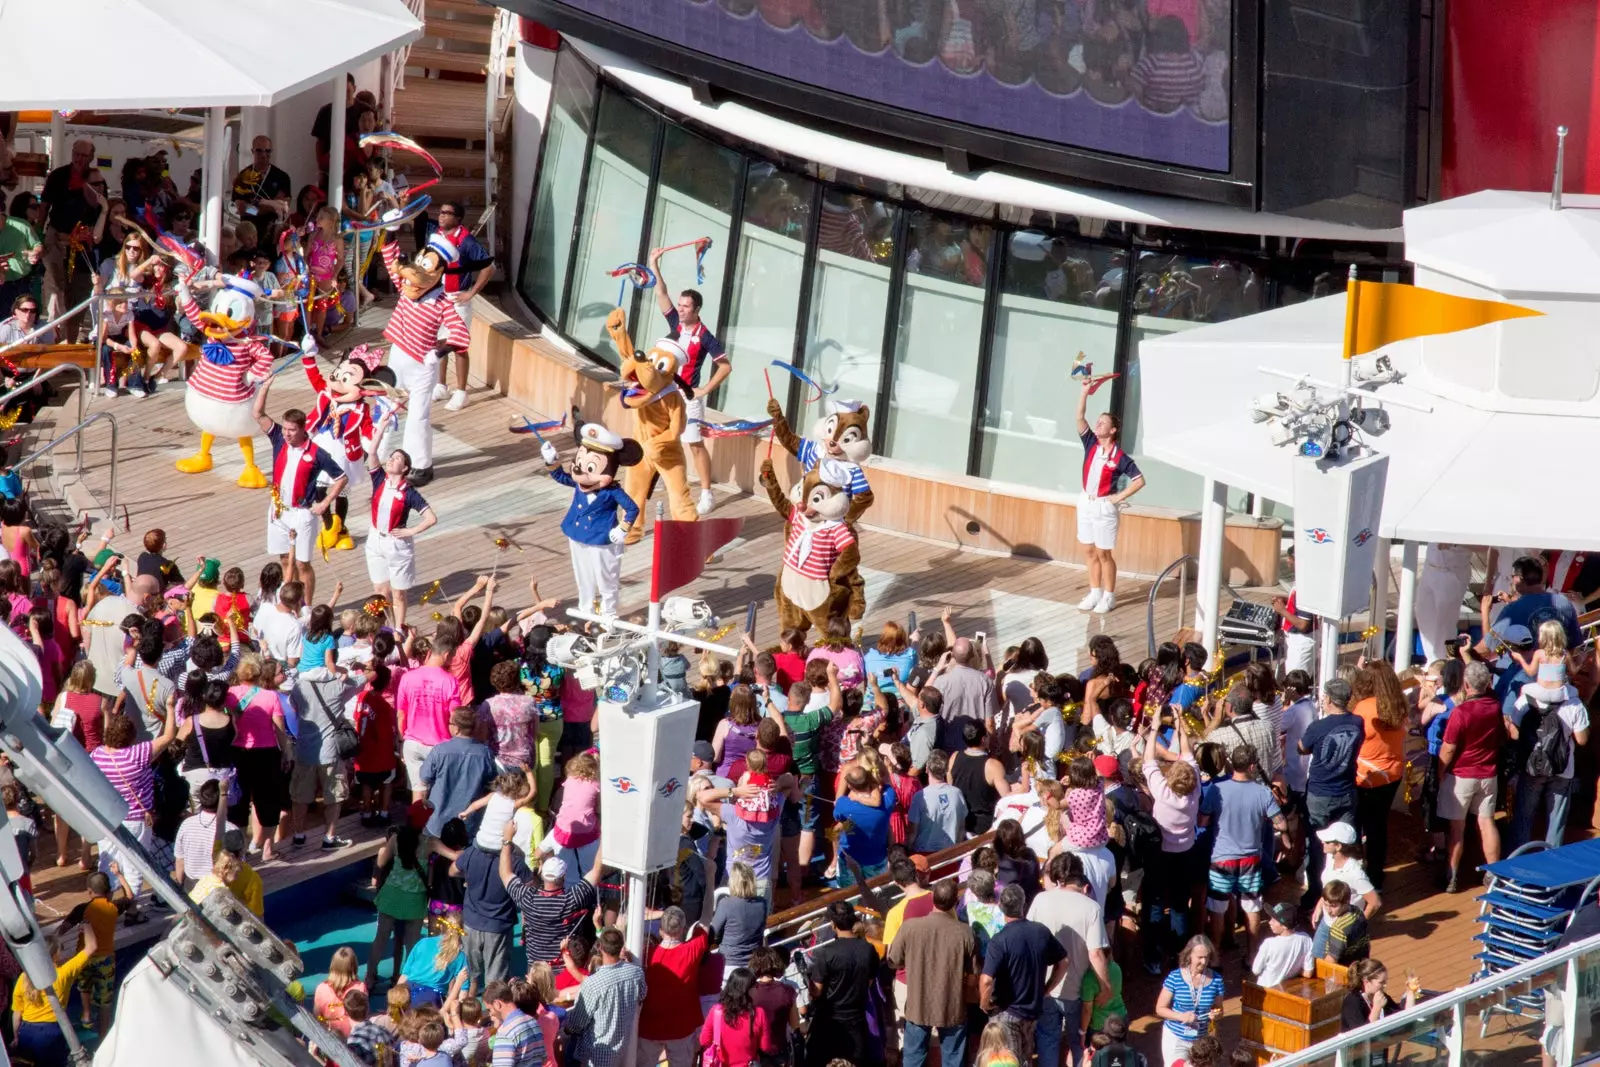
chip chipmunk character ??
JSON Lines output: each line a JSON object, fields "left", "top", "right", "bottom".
{"left": 766, "top": 396, "right": 874, "bottom": 525}
{"left": 173, "top": 274, "right": 275, "bottom": 488}
{"left": 541, "top": 423, "right": 643, "bottom": 616}
{"left": 759, "top": 456, "right": 866, "bottom": 638}
{"left": 605, "top": 306, "right": 699, "bottom": 544}
{"left": 377, "top": 217, "right": 471, "bottom": 487}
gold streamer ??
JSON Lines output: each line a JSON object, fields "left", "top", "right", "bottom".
{"left": 417, "top": 579, "right": 443, "bottom": 605}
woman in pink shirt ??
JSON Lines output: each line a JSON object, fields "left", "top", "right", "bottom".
{"left": 1141, "top": 711, "right": 1201, "bottom": 970}
{"left": 396, "top": 636, "right": 459, "bottom": 799}
{"left": 443, "top": 577, "right": 496, "bottom": 705}
{"left": 698, "top": 970, "right": 775, "bottom": 1065}
{"left": 230, "top": 656, "right": 291, "bottom": 861}
{"left": 805, "top": 617, "right": 866, "bottom": 690}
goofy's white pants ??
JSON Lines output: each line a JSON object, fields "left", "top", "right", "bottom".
{"left": 387, "top": 345, "right": 437, "bottom": 470}
{"left": 570, "top": 539, "right": 623, "bottom": 616}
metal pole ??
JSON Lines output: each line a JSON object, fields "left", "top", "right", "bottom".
{"left": 48, "top": 112, "right": 66, "bottom": 168}
{"left": 622, "top": 870, "right": 646, "bottom": 1067}
{"left": 1394, "top": 541, "right": 1419, "bottom": 671}
{"left": 563, "top": 609, "right": 739, "bottom": 658}
{"left": 329, "top": 73, "right": 347, "bottom": 227}
{"left": 1319, "top": 616, "right": 1340, "bottom": 685}
{"left": 646, "top": 501, "right": 665, "bottom": 684}
{"left": 1370, "top": 536, "right": 1392, "bottom": 661}
{"left": 200, "top": 106, "right": 227, "bottom": 262}
{"left": 1196, "top": 478, "right": 1227, "bottom": 655}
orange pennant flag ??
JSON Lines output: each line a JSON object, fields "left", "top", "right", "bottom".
{"left": 1342, "top": 279, "right": 1542, "bottom": 360}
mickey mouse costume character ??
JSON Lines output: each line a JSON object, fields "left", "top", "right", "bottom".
{"left": 542, "top": 423, "right": 643, "bottom": 616}
{"left": 1075, "top": 376, "right": 1144, "bottom": 615}
{"left": 759, "top": 456, "right": 865, "bottom": 638}
{"left": 173, "top": 274, "right": 275, "bottom": 488}
{"left": 301, "top": 340, "right": 390, "bottom": 552}
{"left": 766, "top": 396, "right": 874, "bottom": 525}
{"left": 378, "top": 222, "right": 471, "bottom": 487}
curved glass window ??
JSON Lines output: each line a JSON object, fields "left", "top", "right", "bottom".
{"left": 519, "top": 48, "right": 595, "bottom": 319}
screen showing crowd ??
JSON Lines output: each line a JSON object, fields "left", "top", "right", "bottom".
{"left": 548, "top": 0, "right": 1233, "bottom": 172}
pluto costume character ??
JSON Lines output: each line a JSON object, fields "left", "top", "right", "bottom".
{"left": 760, "top": 457, "right": 866, "bottom": 637}
{"left": 303, "top": 342, "right": 392, "bottom": 551}
{"left": 766, "top": 397, "right": 874, "bottom": 525}
{"left": 379, "top": 229, "right": 471, "bottom": 487}
{"left": 174, "top": 276, "right": 275, "bottom": 488}
{"left": 541, "top": 423, "right": 643, "bottom": 616}
{"left": 606, "top": 307, "right": 698, "bottom": 544}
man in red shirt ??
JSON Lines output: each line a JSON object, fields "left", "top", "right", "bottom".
{"left": 636, "top": 907, "right": 711, "bottom": 1067}
{"left": 1437, "top": 660, "right": 1507, "bottom": 893}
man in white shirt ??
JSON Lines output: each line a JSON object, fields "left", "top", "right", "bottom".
{"left": 172, "top": 779, "right": 240, "bottom": 887}
{"left": 254, "top": 579, "right": 306, "bottom": 680}
{"left": 1028, "top": 853, "right": 1113, "bottom": 1067}
{"left": 1251, "top": 903, "right": 1314, "bottom": 988}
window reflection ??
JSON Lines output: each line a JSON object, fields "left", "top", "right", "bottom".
{"left": 882, "top": 212, "right": 990, "bottom": 475}
{"left": 978, "top": 232, "right": 1122, "bottom": 492}
{"left": 562, "top": 88, "right": 660, "bottom": 367}
{"left": 1123, "top": 250, "right": 1266, "bottom": 508}
{"left": 719, "top": 165, "right": 815, "bottom": 420}
{"left": 803, "top": 190, "right": 897, "bottom": 407}
{"left": 520, "top": 49, "right": 595, "bottom": 322}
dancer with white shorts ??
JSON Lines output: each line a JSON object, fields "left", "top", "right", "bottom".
{"left": 252, "top": 378, "right": 348, "bottom": 606}
{"left": 1075, "top": 376, "right": 1144, "bottom": 614}
{"left": 363, "top": 409, "right": 437, "bottom": 631}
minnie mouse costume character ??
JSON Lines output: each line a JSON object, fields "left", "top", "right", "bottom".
{"left": 540, "top": 423, "right": 642, "bottom": 616}
{"left": 378, "top": 224, "right": 471, "bottom": 487}
{"left": 302, "top": 340, "right": 394, "bottom": 551}
{"left": 173, "top": 275, "right": 275, "bottom": 488}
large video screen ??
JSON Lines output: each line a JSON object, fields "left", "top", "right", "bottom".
{"left": 546, "top": 0, "right": 1231, "bottom": 172}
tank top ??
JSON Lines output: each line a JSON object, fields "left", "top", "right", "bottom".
{"left": 950, "top": 749, "right": 997, "bottom": 833}
{"left": 718, "top": 722, "right": 759, "bottom": 779}
{"left": 183, "top": 716, "right": 237, "bottom": 772}
{"left": 66, "top": 691, "right": 106, "bottom": 751}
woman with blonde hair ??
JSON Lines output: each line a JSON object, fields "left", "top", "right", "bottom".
{"left": 51, "top": 660, "right": 108, "bottom": 869}
{"left": 1351, "top": 661, "right": 1408, "bottom": 892}
{"left": 313, "top": 946, "right": 367, "bottom": 1037}
{"left": 711, "top": 862, "right": 768, "bottom": 970}
{"left": 1141, "top": 709, "right": 1201, "bottom": 973}
{"left": 525, "top": 960, "right": 562, "bottom": 1065}
{"left": 397, "top": 918, "right": 469, "bottom": 1007}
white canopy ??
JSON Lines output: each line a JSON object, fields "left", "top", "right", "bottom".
{"left": 0, "top": 0, "right": 422, "bottom": 109}
{"left": 1137, "top": 292, "right": 1600, "bottom": 550}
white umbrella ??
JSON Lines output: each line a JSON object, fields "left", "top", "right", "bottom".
{"left": 0, "top": 0, "right": 423, "bottom": 109}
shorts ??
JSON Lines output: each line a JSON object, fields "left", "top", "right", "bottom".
{"left": 366, "top": 531, "right": 416, "bottom": 590}
{"left": 1207, "top": 856, "right": 1264, "bottom": 911}
{"left": 779, "top": 794, "right": 802, "bottom": 838}
{"left": 1438, "top": 773, "right": 1497, "bottom": 821}
{"left": 1076, "top": 496, "right": 1119, "bottom": 551}
{"left": 356, "top": 769, "right": 394, "bottom": 790}
{"left": 266, "top": 503, "right": 318, "bottom": 563}
{"left": 402, "top": 738, "right": 435, "bottom": 787}
{"left": 680, "top": 396, "right": 706, "bottom": 444}
{"left": 134, "top": 308, "right": 173, "bottom": 334}
{"left": 79, "top": 954, "right": 116, "bottom": 1007}
{"left": 289, "top": 761, "right": 350, "bottom": 806}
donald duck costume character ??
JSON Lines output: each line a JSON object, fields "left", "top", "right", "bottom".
{"left": 173, "top": 275, "right": 275, "bottom": 488}
{"left": 379, "top": 222, "right": 471, "bottom": 487}
{"left": 541, "top": 423, "right": 642, "bottom": 616}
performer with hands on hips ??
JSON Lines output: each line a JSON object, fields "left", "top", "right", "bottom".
{"left": 649, "top": 244, "right": 731, "bottom": 517}
{"left": 364, "top": 407, "right": 437, "bottom": 631}
{"left": 252, "top": 376, "right": 349, "bottom": 606}
{"left": 541, "top": 423, "right": 642, "bottom": 616}
{"left": 1075, "top": 375, "right": 1144, "bottom": 615}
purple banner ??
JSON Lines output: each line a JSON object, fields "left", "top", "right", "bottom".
{"left": 554, "top": 0, "right": 1230, "bottom": 171}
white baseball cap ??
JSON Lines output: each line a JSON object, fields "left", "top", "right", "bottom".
{"left": 1316, "top": 822, "right": 1358, "bottom": 846}
{"left": 540, "top": 856, "right": 568, "bottom": 882}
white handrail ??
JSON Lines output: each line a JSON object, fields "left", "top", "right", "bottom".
{"left": 18, "top": 411, "right": 119, "bottom": 525}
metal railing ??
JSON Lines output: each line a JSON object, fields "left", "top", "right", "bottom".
{"left": 0, "top": 295, "right": 94, "bottom": 356}
{"left": 1146, "top": 553, "right": 1195, "bottom": 658}
{"left": 0, "top": 364, "right": 89, "bottom": 472}
{"left": 18, "top": 411, "right": 118, "bottom": 524}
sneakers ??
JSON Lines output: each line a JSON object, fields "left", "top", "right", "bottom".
{"left": 1077, "top": 588, "right": 1103, "bottom": 610}
{"left": 696, "top": 490, "right": 716, "bottom": 516}
{"left": 101, "top": 386, "right": 118, "bottom": 399}
{"left": 1094, "top": 591, "right": 1117, "bottom": 614}
{"left": 432, "top": 382, "right": 448, "bottom": 402}
{"left": 322, "top": 835, "right": 354, "bottom": 851}
{"left": 291, "top": 833, "right": 307, "bottom": 848}
{"left": 444, "top": 389, "right": 467, "bottom": 411}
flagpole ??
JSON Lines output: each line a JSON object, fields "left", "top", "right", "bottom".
{"left": 646, "top": 500, "right": 664, "bottom": 686}
{"left": 1341, "top": 263, "right": 1359, "bottom": 388}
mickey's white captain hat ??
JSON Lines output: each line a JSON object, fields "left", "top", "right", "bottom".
{"left": 578, "top": 423, "right": 624, "bottom": 453}
{"left": 425, "top": 231, "right": 461, "bottom": 265}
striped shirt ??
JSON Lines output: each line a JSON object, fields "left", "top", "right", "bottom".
{"left": 178, "top": 291, "right": 273, "bottom": 403}
{"left": 504, "top": 876, "right": 597, "bottom": 968}
{"left": 91, "top": 741, "right": 156, "bottom": 820}
{"left": 563, "top": 960, "right": 647, "bottom": 1067}
{"left": 796, "top": 439, "right": 870, "bottom": 498}
{"left": 1128, "top": 51, "right": 1205, "bottom": 113}
{"left": 303, "top": 354, "right": 375, "bottom": 460}
{"left": 1161, "top": 968, "right": 1225, "bottom": 1040}
{"left": 490, "top": 1008, "right": 543, "bottom": 1067}
{"left": 781, "top": 706, "right": 832, "bottom": 775}
{"left": 381, "top": 242, "right": 471, "bottom": 361}
{"left": 781, "top": 514, "right": 855, "bottom": 580}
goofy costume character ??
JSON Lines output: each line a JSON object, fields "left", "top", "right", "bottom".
{"left": 379, "top": 227, "right": 470, "bottom": 487}
{"left": 174, "top": 275, "right": 275, "bottom": 488}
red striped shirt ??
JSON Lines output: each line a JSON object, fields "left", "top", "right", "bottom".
{"left": 781, "top": 513, "right": 855, "bottom": 579}
{"left": 381, "top": 242, "right": 471, "bottom": 361}
{"left": 178, "top": 291, "right": 273, "bottom": 403}
{"left": 303, "top": 355, "right": 374, "bottom": 460}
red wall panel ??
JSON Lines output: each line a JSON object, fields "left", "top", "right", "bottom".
{"left": 1442, "top": 0, "right": 1600, "bottom": 196}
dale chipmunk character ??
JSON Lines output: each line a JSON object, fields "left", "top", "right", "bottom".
{"left": 173, "top": 274, "right": 275, "bottom": 488}
{"left": 605, "top": 306, "right": 699, "bottom": 543}
{"left": 759, "top": 456, "right": 865, "bottom": 637}
{"left": 766, "top": 396, "right": 874, "bottom": 524}
{"left": 301, "top": 340, "right": 394, "bottom": 552}
{"left": 540, "top": 423, "right": 642, "bottom": 616}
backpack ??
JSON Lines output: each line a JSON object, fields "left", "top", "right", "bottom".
{"left": 1524, "top": 700, "right": 1572, "bottom": 780}
{"left": 1121, "top": 805, "right": 1163, "bottom": 869}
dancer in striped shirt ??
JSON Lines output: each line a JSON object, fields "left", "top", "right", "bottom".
{"left": 378, "top": 230, "right": 471, "bottom": 487}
